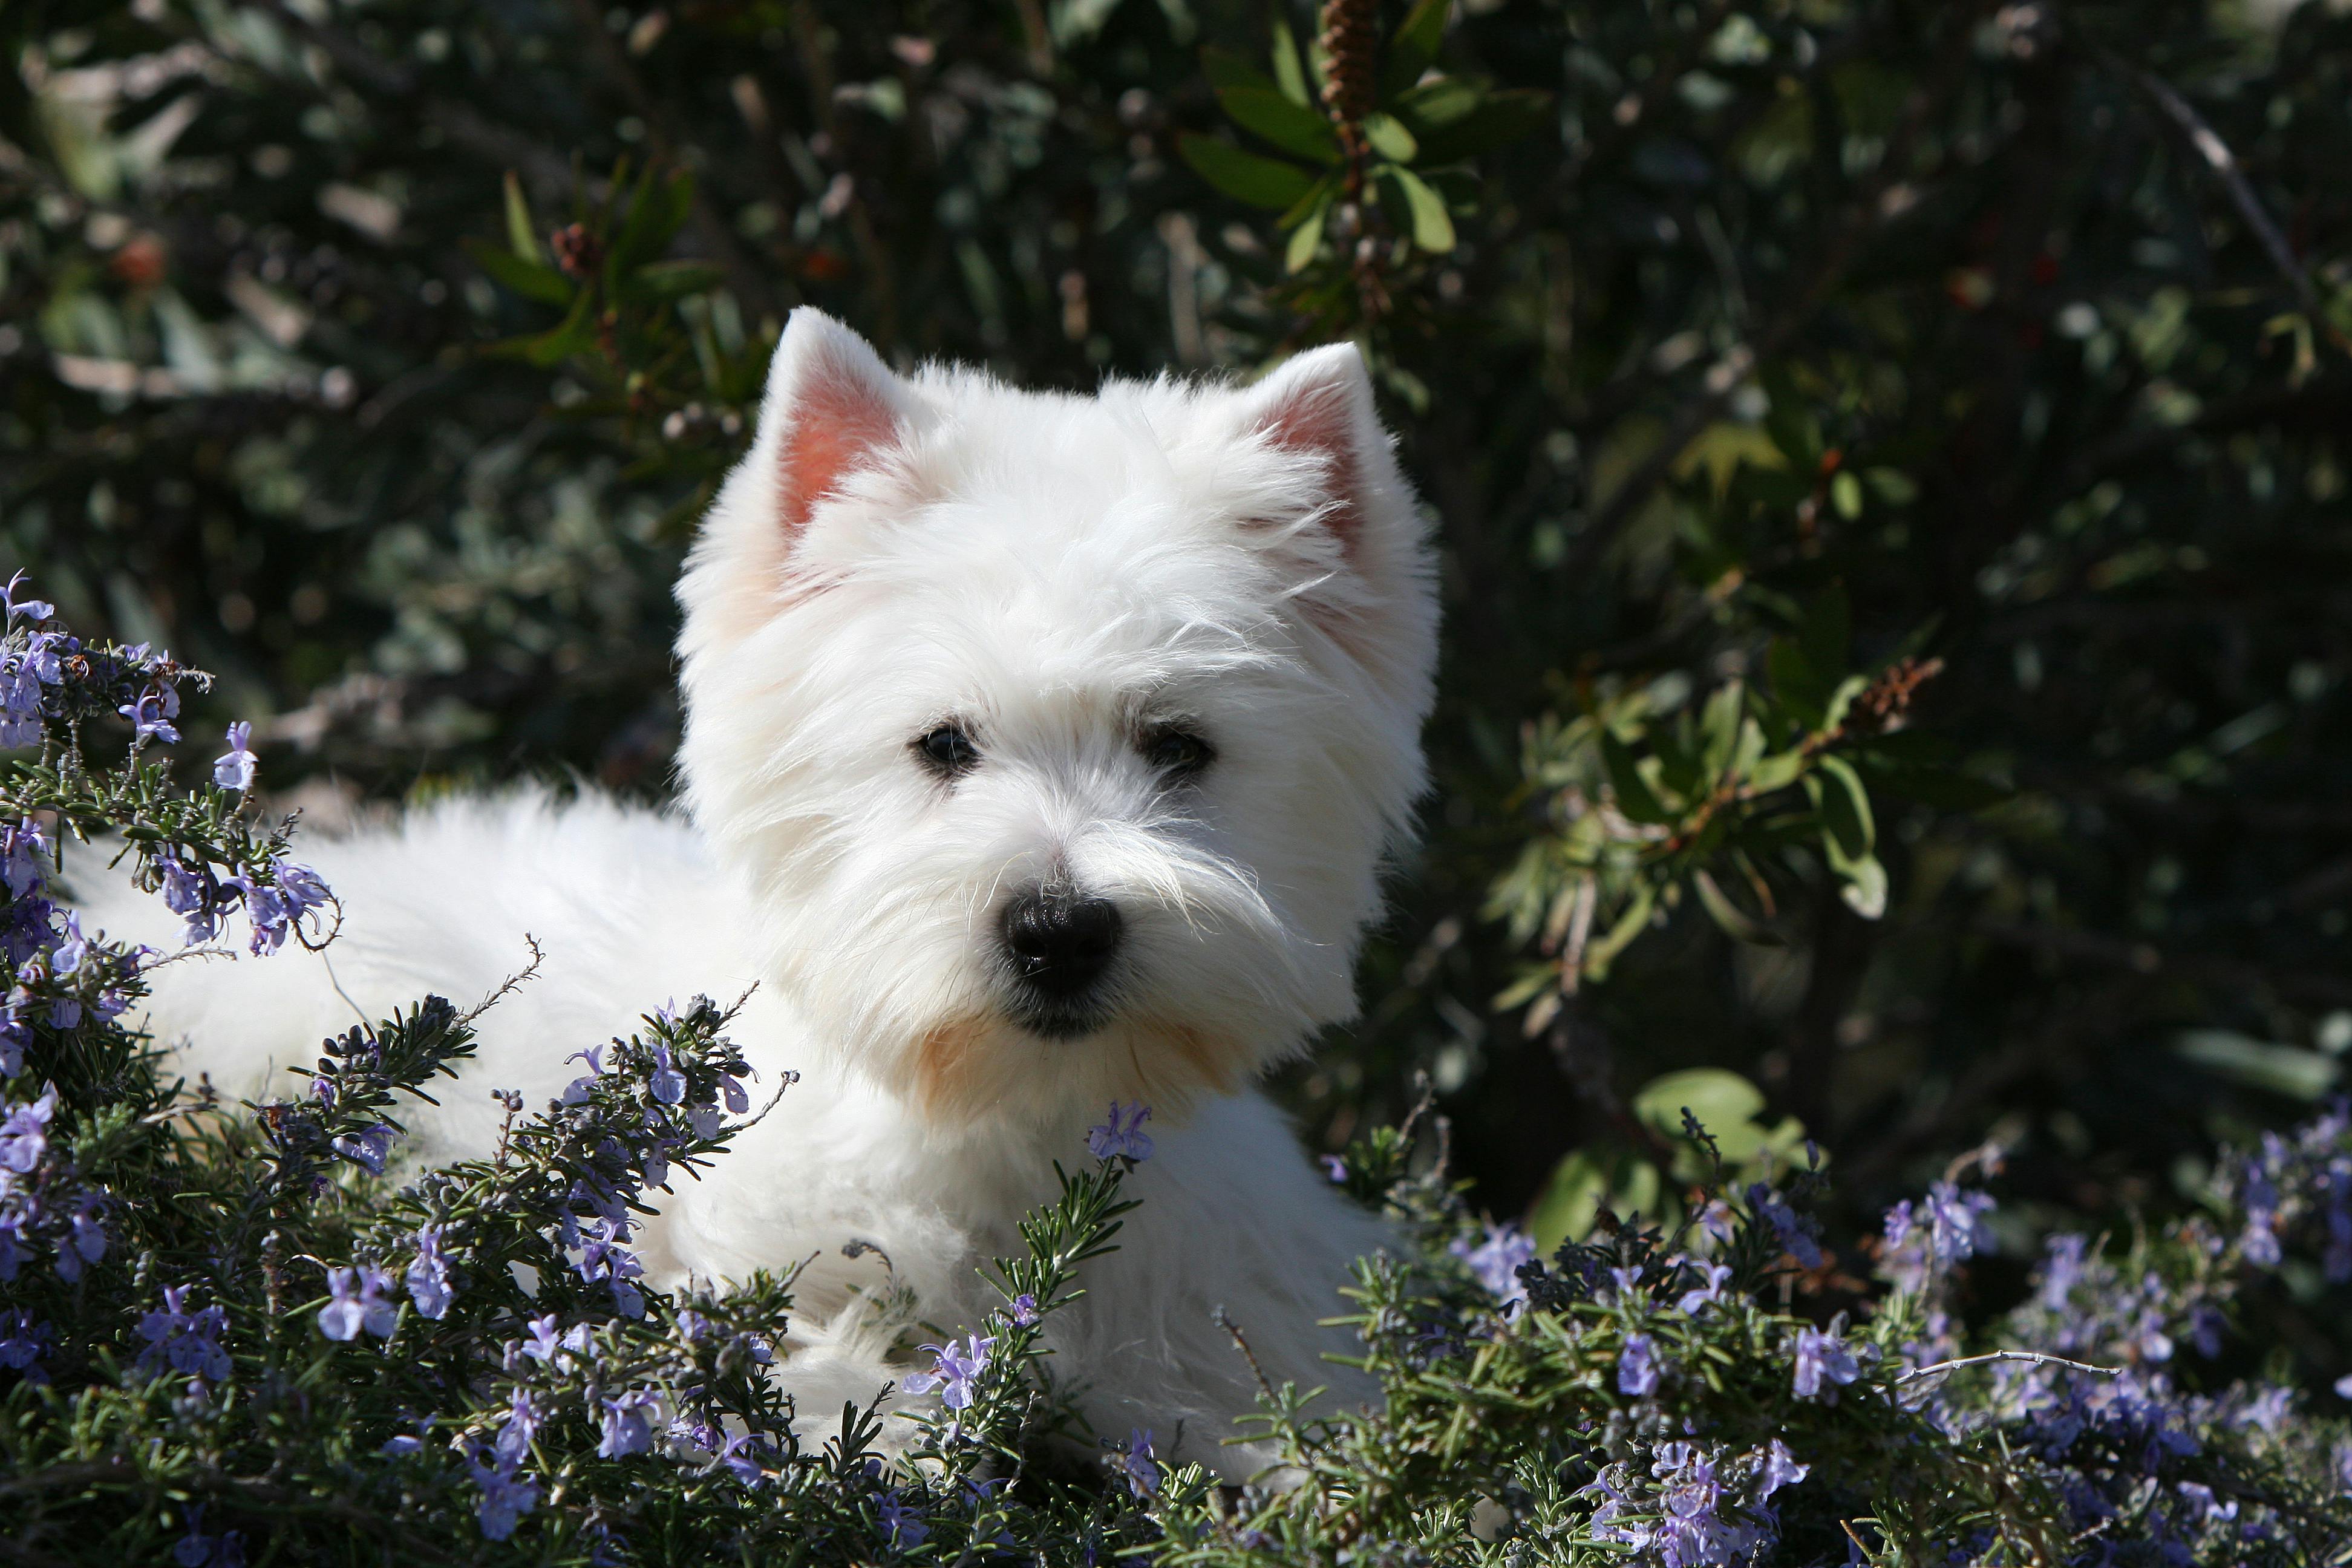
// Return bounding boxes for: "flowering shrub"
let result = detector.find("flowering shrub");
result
[5,587,2352,1564]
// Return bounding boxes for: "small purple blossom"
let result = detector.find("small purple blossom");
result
[1452,1221,1536,1307]
[1119,1426,1160,1493]
[54,1191,106,1282]
[171,1504,246,1568]
[407,1223,456,1319]
[0,1308,53,1383]
[331,1122,397,1176]
[50,912,88,977]
[902,1333,993,1411]
[0,1085,56,1174]
[595,1389,661,1459]
[1087,1100,1154,1163]
[211,721,256,791]
[319,1264,398,1341]
[648,1044,687,1105]
[137,1285,232,1382]
[465,1445,541,1541]
[1617,1333,1659,1396]
[1792,1325,1860,1400]
[1675,1262,1733,1316]
[495,1387,545,1465]
[875,1489,929,1549]
[1757,1438,1809,1498]
[1004,1292,1040,1327]
[119,683,181,745]
[1747,1182,1823,1269]
[3,572,54,625]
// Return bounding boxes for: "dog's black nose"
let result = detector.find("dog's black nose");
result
[1001,887,1122,999]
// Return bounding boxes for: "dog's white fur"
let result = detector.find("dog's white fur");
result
[74,310,1438,1477]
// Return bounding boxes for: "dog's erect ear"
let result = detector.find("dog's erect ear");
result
[678,310,912,647]
[756,307,910,540]
[1234,342,1382,563]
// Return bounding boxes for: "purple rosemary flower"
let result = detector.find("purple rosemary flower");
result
[1,820,45,900]
[1757,1438,1809,1498]
[1746,1182,1823,1269]
[516,1313,575,1368]
[1005,1292,1040,1327]
[119,683,181,745]
[137,1286,231,1382]
[594,1389,661,1459]
[465,1445,541,1541]
[573,1217,647,1318]
[716,1431,768,1485]
[648,1044,687,1105]
[1087,1100,1154,1163]
[158,858,218,946]
[495,1387,544,1465]
[720,1071,751,1115]
[1452,1221,1536,1307]
[407,1224,456,1319]
[3,572,53,625]
[211,722,257,791]
[560,1044,604,1106]
[53,1191,106,1283]
[1119,1427,1160,1493]
[171,1504,246,1568]
[1617,1333,1659,1396]
[331,1123,397,1176]
[1792,1325,1861,1400]
[1675,1262,1733,1316]
[2036,1232,2088,1312]
[902,1333,993,1411]
[875,1489,929,1549]
[271,859,332,932]
[0,1085,56,1174]
[0,1308,52,1383]
[319,1264,398,1341]
[50,912,88,977]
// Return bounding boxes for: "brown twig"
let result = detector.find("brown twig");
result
[2102,46,2350,356]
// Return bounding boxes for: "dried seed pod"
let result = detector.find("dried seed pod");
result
[1318,0,1378,126]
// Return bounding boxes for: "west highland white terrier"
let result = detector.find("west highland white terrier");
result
[85,308,1439,1476]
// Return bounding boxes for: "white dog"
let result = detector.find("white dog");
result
[82,309,1438,1477]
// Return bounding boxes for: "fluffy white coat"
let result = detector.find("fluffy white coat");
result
[75,310,1439,1478]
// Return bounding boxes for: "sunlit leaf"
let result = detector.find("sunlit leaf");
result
[1380,163,1456,252]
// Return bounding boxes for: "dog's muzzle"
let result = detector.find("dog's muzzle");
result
[999,884,1122,1039]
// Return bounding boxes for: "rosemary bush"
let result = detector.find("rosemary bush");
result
[4,589,2350,1563]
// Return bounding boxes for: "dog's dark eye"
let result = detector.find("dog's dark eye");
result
[915,725,981,778]
[1142,727,1214,779]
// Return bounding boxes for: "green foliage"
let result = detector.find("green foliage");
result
[8,0,2352,1532]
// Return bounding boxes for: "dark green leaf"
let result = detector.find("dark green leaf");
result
[1201,45,1276,94]
[1380,0,1451,101]
[1599,729,1670,823]
[1218,85,1342,164]
[1178,134,1318,209]
[464,238,572,307]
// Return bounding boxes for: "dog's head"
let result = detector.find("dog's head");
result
[676,310,1436,1132]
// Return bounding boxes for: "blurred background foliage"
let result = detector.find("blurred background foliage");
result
[7,0,2352,1392]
